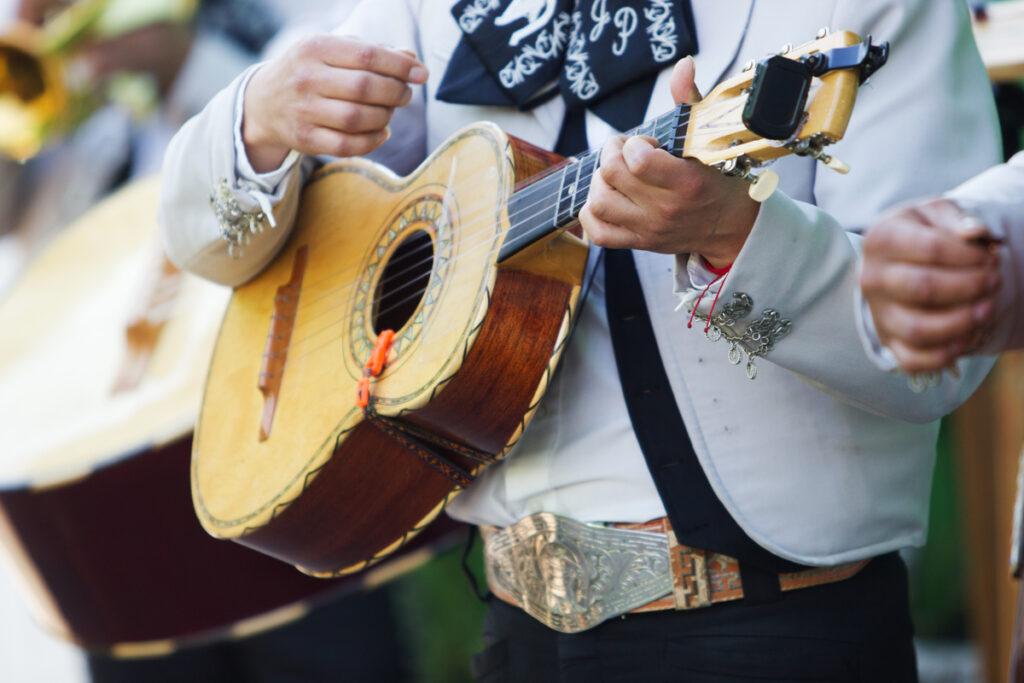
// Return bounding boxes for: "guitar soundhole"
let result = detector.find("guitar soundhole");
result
[373,230,434,334]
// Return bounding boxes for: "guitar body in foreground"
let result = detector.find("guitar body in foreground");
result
[193,30,889,576]
[193,125,588,576]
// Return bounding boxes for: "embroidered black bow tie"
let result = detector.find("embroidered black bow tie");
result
[437,0,698,132]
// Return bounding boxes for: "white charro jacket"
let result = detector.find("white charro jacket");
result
[159,0,1001,565]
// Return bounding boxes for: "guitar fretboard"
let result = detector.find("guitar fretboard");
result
[498,103,689,262]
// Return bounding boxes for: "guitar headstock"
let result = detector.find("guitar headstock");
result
[675,29,888,200]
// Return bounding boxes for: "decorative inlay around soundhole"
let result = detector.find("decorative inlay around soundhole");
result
[349,192,454,369]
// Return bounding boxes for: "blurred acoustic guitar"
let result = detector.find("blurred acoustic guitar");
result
[0,178,456,657]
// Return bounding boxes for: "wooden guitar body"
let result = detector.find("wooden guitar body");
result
[193,124,589,576]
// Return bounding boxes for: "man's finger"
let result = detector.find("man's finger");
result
[620,136,690,191]
[291,125,391,158]
[598,136,645,204]
[587,166,646,228]
[307,99,394,135]
[313,65,413,107]
[579,203,641,250]
[312,36,428,83]
[914,198,997,243]
[669,55,702,105]
[874,299,993,348]
[863,261,1000,308]
[863,216,996,268]
[887,339,960,374]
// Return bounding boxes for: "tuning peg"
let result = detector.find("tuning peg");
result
[747,170,779,202]
[819,154,850,174]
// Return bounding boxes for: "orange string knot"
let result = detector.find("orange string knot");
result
[356,329,396,409]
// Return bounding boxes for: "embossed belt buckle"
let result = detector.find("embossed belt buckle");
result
[483,512,674,633]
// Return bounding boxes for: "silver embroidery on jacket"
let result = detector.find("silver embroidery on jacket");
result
[688,292,792,380]
[210,178,268,259]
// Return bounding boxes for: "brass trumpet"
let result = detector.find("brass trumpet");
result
[0,0,197,160]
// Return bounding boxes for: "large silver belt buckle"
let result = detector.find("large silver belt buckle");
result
[484,512,673,633]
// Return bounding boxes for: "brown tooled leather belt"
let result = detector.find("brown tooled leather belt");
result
[481,513,868,634]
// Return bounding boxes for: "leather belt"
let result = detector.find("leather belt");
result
[482,512,868,634]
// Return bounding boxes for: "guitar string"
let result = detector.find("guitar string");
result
[271,94,747,323]
[270,93,772,364]
[278,127,701,358]
[280,115,767,357]
[272,104,688,317]
[275,101,706,315]
[275,98,739,337]
[281,138,749,367]
[279,133,749,362]
[348,83,812,325]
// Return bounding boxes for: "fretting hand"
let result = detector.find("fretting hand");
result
[579,57,759,268]
[242,35,429,173]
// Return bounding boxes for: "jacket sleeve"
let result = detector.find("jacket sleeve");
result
[158,0,427,287]
[947,152,1024,354]
[679,0,1002,423]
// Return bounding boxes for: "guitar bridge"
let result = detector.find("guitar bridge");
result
[258,245,308,441]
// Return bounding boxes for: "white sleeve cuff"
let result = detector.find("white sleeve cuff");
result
[853,286,900,372]
[232,65,301,195]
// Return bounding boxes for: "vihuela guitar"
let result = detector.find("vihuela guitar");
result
[191,30,888,577]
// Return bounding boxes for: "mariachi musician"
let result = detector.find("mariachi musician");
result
[160,0,999,679]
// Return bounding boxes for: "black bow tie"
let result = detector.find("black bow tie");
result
[437,0,698,132]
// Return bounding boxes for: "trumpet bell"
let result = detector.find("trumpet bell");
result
[0,24,69,161]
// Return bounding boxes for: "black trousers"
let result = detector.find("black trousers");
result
[87,587,410,683]
[470,552,917,683]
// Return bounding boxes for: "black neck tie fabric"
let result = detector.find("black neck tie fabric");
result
[438,0,698,131]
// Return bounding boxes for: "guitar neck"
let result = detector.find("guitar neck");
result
[497,104,688,262]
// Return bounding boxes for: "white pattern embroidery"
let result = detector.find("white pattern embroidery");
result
[495,0,560,47]
[644,0,678,62]
[459,0,502,33]
[612,7,637,56]
[498,12,571,88]
[564,12,600,100]
[589,0,610,41]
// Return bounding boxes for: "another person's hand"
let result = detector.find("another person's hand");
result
[242,35,428,173]
[579,56,759,267]
[860,198,1002,372]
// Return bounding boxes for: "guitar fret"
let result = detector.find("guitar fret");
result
[555,163,576,228]
[572,152,597,216]
[500,104,692,263]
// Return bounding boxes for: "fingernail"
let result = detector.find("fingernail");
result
[380,126,392,143]
[401,87,412,106]
[409,65,429,83]
[622,136,649,168]
[973,299,993,323]
[986,273,1001,293]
